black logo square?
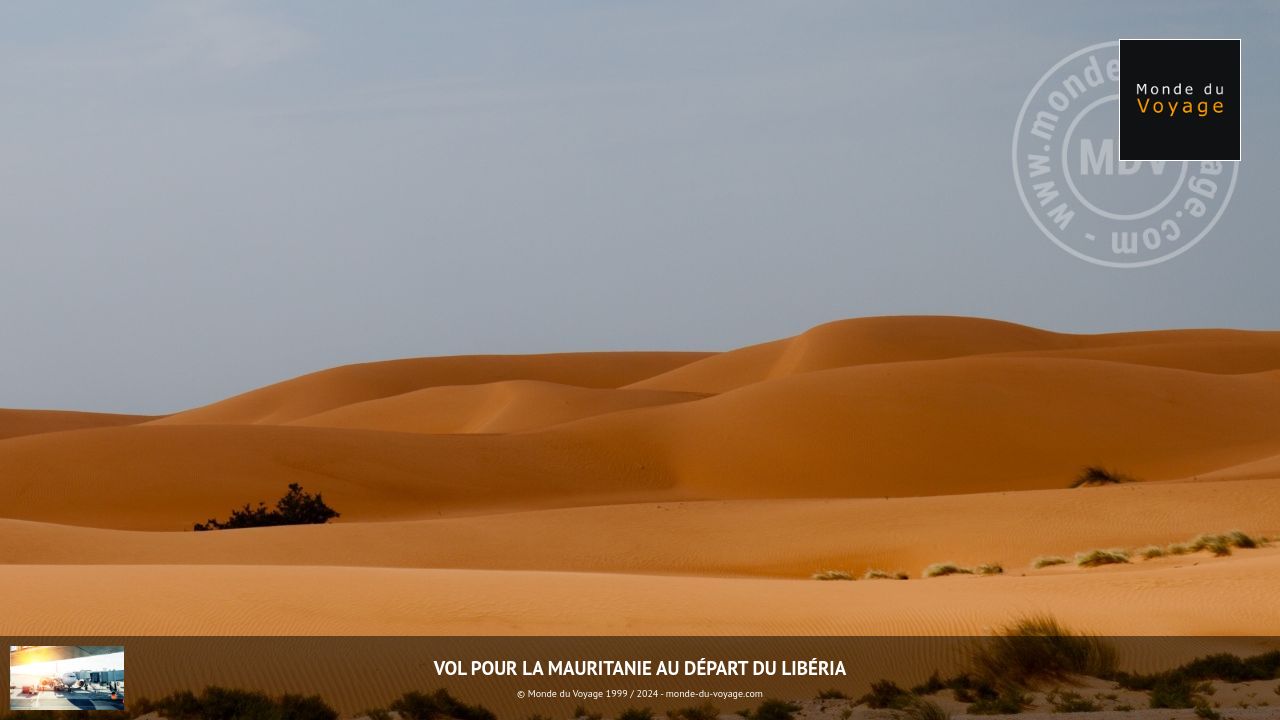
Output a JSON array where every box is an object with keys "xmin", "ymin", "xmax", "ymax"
[{"xmin": 1119, "ymin": 39, "xmax": 1241, "ymax": 161}]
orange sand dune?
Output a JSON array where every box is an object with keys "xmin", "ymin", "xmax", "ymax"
[
  {"xmin": 5, "ymin": 316, "xmax": 1280, "ymax": 640},
  {"xmin": 152, "ymin": 351, "xmax": 710, "ymax": 425},
  {"xmin": 992, "ymin": 339, "xmax": 1280, "ymax": 375},
  {"xmin": 629, "ymin": 316, "xmax": 1280, "ymax": 393},
  {"xmin": 617, "ymin": 357, "xmax": 1280, "ymax": 499},
  {"xmin": 290, "ymin": 380, "xmax": 705, "ymax": 434},
  {"xmin": 0, "ymin": 423, "xmax": 673, "ymax": 530},
  {"xmin": 0, "ymin": 408, "xmax": 153, "ymax": 441},
  {"xmin": 4, "ymin": 357, "xmax": 1280, "ymax": 530},
  {"xmin": 3, "ymin": 552, "xmax": 1279, "ymax": 636},
  {"xmin": 3, "ymin": 478, "xmax": 1277, "ymax": 577}
]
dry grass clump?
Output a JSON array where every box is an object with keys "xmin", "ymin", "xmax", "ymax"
[
  {"xmin": 975, "ymin": 562, "xmax": 1004, "ymax": 576},
  {"xmin": 1031, "ymin": 555, "xmax": 1069, "ymax": 569},
  {"xmin": 1139, "ymin": 545, "xmax": 1166, "ymax": 560},
  {"xmin": 811, "ymin": 569, "xmax": 854, "ymax": 581},
  {"xmin": 1166, "ymin": 542, "xmax": 1193, "ymax": 556},
  {"xmin": 971, "ymin": 615, "xmax": 1118, "ymax": 687},
  {"xmin": 862, "ymin": 568, "xmax": 909, "ymax": 580},
  {"xmin": 923, "ymin": 562, "xmax": 973, "ymax": 578},
  {"xmin": 1075, "ymin": 548, "xmax": 1130, "ymax": 568}
]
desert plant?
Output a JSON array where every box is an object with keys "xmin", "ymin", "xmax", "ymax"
[
  {"xmin": 1190, "ymin": 534, "xmax": 1233, "ymax": 556},
  {"xmin": 1031, "ymin": 555, "xmax": 1068, "ymax": 569},
  {"xmin": 903, "ymin": 698, "xmax": 952, "ymax": 720},
  {"xmin": 1071, "ymin": 465, "xmax": 1134, "ymax": 488},
  {"xmin": 811, "ymin": 569, "xmax": 854, "ymax": 581},
  {"xmin": 392, "ymin": 690, "xmax": 496, "ymax": 720},
  {"xmin": 128, "ymin": 686, "xmax": 339, "ymax": 720},
  {"xmin": 751, "ymin": 699, "xmax": 801, "ymax": 720},
  {"xmin": 1046, "ymin": 689, "xmax": 1102, "ymax": 712},
  {"xmin": 975, "ymin": 562, "xmax": 1004, "ymax": 576},
  {"xmin": 194, "ymin": 483, "xmax": 340, "ymax": 531},
  {"xmin": 1139, "ymin": 544, "xmax": 1166, "ymax": 560},
  {"xmin": 857, "ymin": 679, "xmax": 912, "ymax": 709},
  {"xmin": 1195, "ymin": 704, "xmax": 1223, "ymax": 719},
  {"xmin": 911, "ymin": 671, "xmax": 947, "ymax": 696},
  {"xmin": 1167, "ymin": 542, "xmax": 1193, "ymax": 555},
  {"xmin": 617, "ymin": 707, "xmax": 654, "ymax": 720},
  {"xmin": 574, "ymin": 705, "xmax": 603, "ymax": 720},
  {"xmin": 1075, "ymin": 548, "xmax": 1130, "ymax": 567},
  {"xmin": 966, "ymin": 687, "xmax": 1028, "ymax": 715},
  {"xmin": 1148, "ymin": 675, "xmax": 1198, "ymax": 709},
  {"xmin": 970, "ymin": 615, "xmax": 1118, "ymax": 687},
  {"xmin": 923, "ymin": 562, "xmax": 973, "ymax": 578},
  {"xmin": 815, "ymin": 689, "xmax": 848, "ymax": 699},
  {"xmin": 862, "ymin": 568, "xmax": 909, "ymax": 580}
]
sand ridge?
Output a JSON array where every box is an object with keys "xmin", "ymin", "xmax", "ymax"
[{"xmin": 3, "ymin": 316, "xmax": 1280, "ymax": 636}]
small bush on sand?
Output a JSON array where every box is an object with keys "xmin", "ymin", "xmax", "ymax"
[
  {"xmin": 1046, "ymin": 689, "xmax": 1102, "ymax": 712},
  {"xmin": 966, "ymin": 687, "xmax": 1029, "ymax": 715},
  {"xmin": 862, "ymin": 569, "xmax": 909, "ymax": 580},
  {"xmin": 1139, "ymin": 544, "xmax": 1166, "ymax": 560},
  {"xmin": 194, "ymin": 483, "xmax": 340, "ymax": 531},
  {"xmin": 911, "ymin": 671, "xmax": 946, "ymax": 696},
  {"xmin": 970, "ymin": 615, "xmax": 1118, "ymax": 687},
  {"xmin": 132, "ymin": 687, "xmax": 340, "ymax": 720},
  {"xmin": 975, "ymin": 562, "xmax": 1004, "ymax": 576},
  {"xmin": 617, "ymin": 707, "xmax": 654, "ymax": 720},
  {"xmin": 1226, "ymin": 529, "xmax": 1261, "ymax": 548},
  {"xmin": 857, "ymin": 680, "xmax": 912, "ymax": 710},
  {"xmin": 1190, "ymin": 533, "xmax": 1233, "ymax": 556},
  {"xmin": 1075, "ymin": 548, "xmax": 1130, "ymax": 567},
  {"xmin": 923, "ymin": 562, "xmax": 973, "ymax": 578},
  {"xmin": 1031, "ymin": 555, "xmax": 1068, "ymax": 569},
  {"xmin": 811, "ymin": 569, "xmax": 854, "ymax": 581},
  {"xmin": 1071, "ymin": 466, "xmax": 1134, "ymax": 488},
  {"xmin": 1148, "ymin": 675, "xmax": 1199, "ymax": 709},
  {"xmin": 751, "ymin": 699, "xmax": 801, "ymax": 720},
  {"xmin": 1167, "ymin": 542, "xmax": 1193, "ymax": 555},
  {"xmin": 815, "ymin": 689, "xmax": 848, "ymax": 699},
  {"xmin": 575, "ymin": 706, "xmax": 603, "ymax": 720},
  {"xmin": 393, "ymin": 690, "xmax": 496, "ymax": 720},
  {"xmin": 903, "ymin": 698, "xmax": 952, "ymax": 720}
]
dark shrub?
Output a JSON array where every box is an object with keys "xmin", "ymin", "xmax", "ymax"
[
  {"xmin": 857, "ymin": 679, "xmax": 912, "ymax": 709},
  {"xmin": 751, "ymin": 699, "xmax": 801, "ymax": 720},
  {"xmin": 194, "ymin": 483, "xmax": 339, "ymax": 531},
  {"xmin": 1071, "ymin": 466, "xmax": 1134, "ymax": 487},
  {"xmin": 392, "ymin": 689, "xmax": 496, "ymax": 720}
]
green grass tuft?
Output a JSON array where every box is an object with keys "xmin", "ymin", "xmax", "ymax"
[
  {"xmin": 1075, "ymin": 548, "xmax": 1130, "ymax": 567},
  {"xmin": 923, "ymin": 562, "xmax": 974, "ymax": 578}
]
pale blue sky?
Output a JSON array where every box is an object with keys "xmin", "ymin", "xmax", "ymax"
[{"xmin": 2, "ymin": 1, "xmax": 1277, "ymax": 413}]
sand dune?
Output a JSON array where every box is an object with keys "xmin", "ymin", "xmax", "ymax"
[
  {"xmin": 4, "ymin": 357, "xmax": 1280, "ymax": 530},
  {"xmin": 290, "ymin": 380, "xmax": 705, "ymax": 434},
  {"xmin": 151, "ymin": 351, "xmax": 710, "ymax": 425},
  {"xmin": 3, "ymin": 478, "xmax": 1277, "ymax": 578},
  {"xmin": 4, "ymin": 316, "xmax": 1280, "ymax": 639},
  {"xmin": 629, "ymin": 316, "xmax": 1280, "ymax": 393},
  {"xmin": 0, "ymin": 408, "xmax": 152, "ymax": 441},
  {"xmin": 3, "ymin": 552, "xmax": 1279, "ymax": 636}
]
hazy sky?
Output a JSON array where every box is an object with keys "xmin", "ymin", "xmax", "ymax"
[{"xmin": 2, "ymin": 1, "xmax": 1277, "ymax": 414}]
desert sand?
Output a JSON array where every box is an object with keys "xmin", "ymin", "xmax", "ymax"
[{"xmin": 2, "ymin": 316, "xmax": 1280, "ymax": 637}]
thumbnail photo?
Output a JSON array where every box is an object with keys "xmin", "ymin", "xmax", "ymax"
[{"xmin": 9, "ymin": 646, "xmax": 125, "ymax": 712}]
